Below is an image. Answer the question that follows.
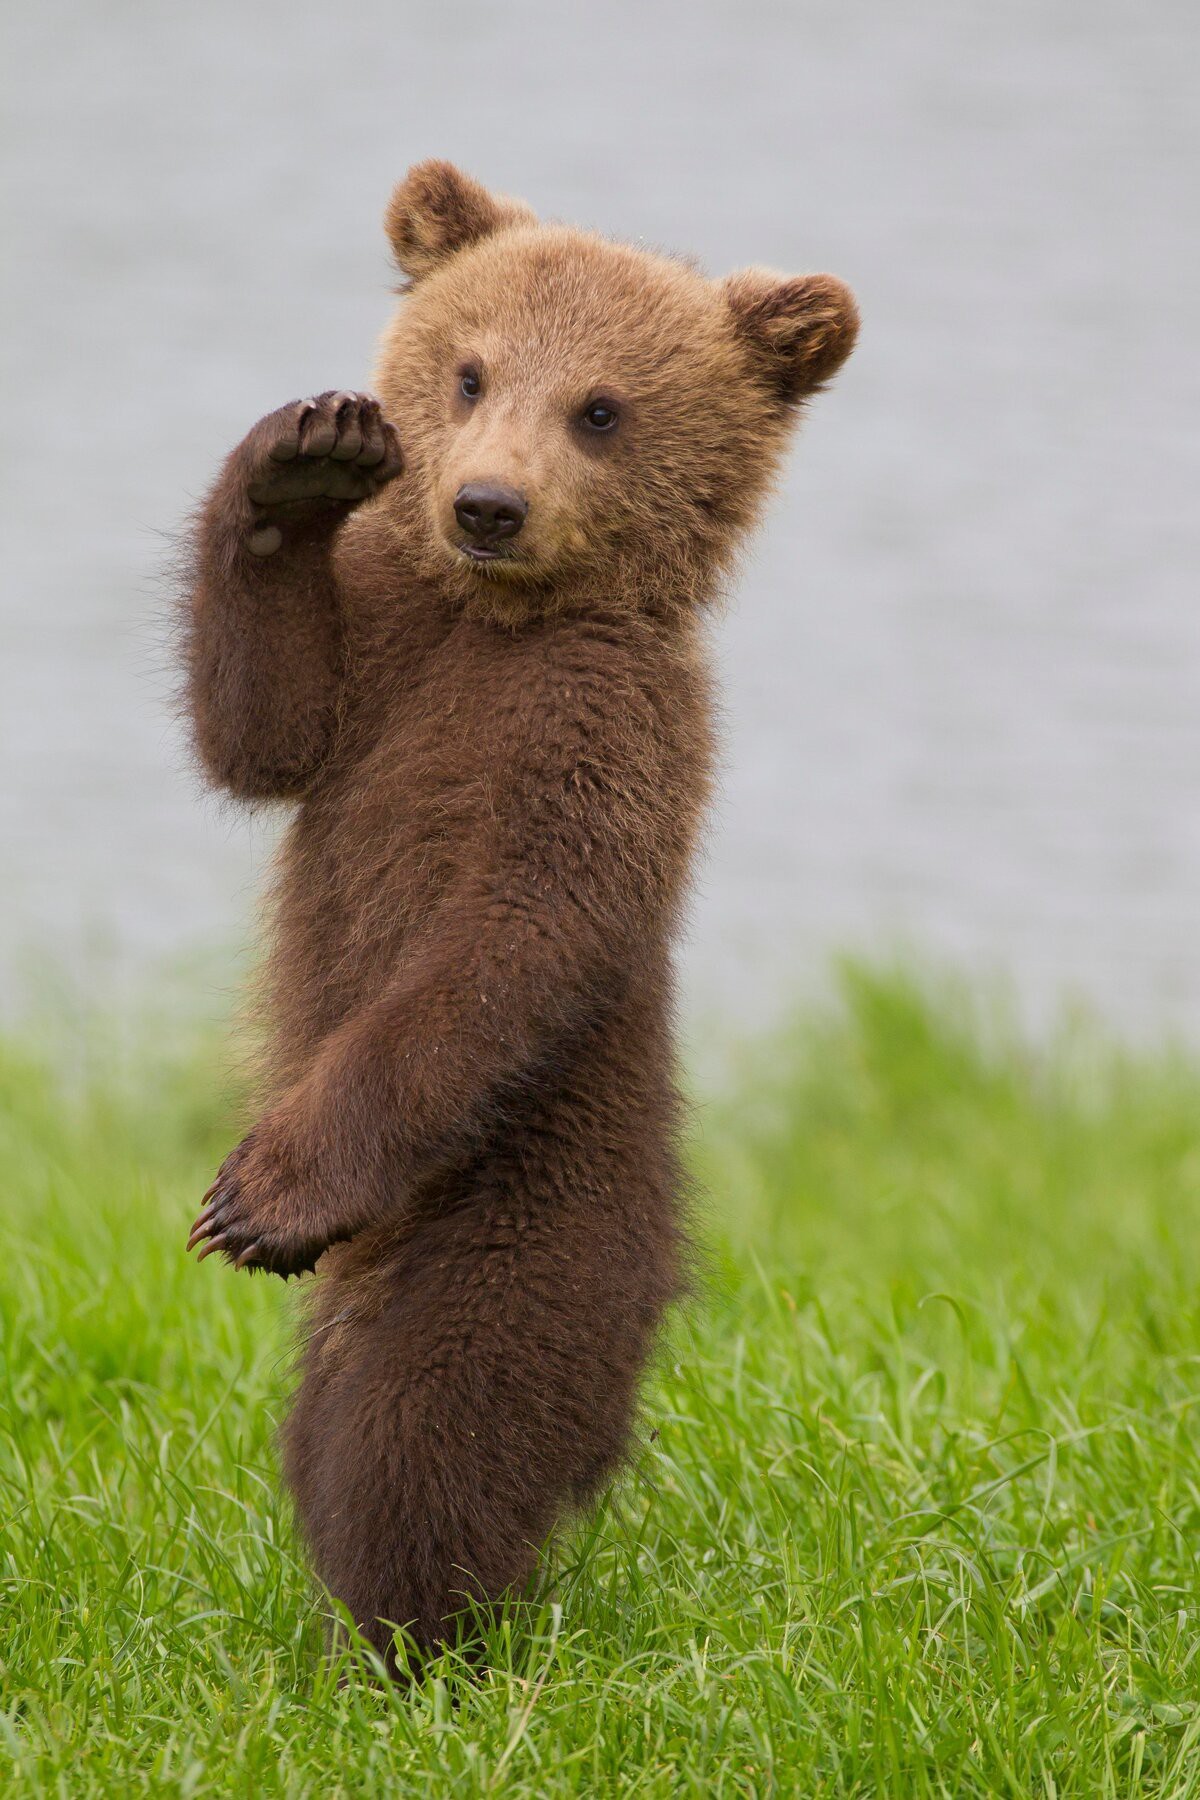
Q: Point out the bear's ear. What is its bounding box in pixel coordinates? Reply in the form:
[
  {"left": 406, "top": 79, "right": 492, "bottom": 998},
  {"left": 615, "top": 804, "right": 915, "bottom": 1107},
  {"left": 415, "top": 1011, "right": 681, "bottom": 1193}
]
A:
[
  {"left": 723, "top": 269, "right": 859, "bottom": 405},
  {"left": 385, "top": 160, "right": 537, "bottom": 281}
]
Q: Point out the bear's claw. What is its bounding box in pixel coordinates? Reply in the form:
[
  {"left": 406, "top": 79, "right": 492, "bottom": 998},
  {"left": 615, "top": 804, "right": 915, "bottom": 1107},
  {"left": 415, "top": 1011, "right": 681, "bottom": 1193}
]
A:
[{"left": 187, "top": 1126, "right": 336, "bottom": 1279}]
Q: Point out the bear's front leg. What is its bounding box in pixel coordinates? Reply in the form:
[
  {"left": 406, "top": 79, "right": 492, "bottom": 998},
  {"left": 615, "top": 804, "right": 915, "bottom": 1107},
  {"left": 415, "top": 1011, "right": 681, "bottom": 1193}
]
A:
[{"left": 183, "top": 391, "right": 403, "bottom": 803}]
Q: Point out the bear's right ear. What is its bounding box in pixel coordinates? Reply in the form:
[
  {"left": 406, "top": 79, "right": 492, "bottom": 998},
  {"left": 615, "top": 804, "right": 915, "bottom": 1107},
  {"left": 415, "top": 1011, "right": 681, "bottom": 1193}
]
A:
[{"left": 385, "top": 160, "right": 537, "bottom": 282}]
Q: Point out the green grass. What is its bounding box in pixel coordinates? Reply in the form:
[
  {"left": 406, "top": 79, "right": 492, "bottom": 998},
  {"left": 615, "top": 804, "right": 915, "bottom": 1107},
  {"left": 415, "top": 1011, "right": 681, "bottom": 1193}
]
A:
[{"left": 4, "top": 963, "right": 1200, "bottom": 1795}]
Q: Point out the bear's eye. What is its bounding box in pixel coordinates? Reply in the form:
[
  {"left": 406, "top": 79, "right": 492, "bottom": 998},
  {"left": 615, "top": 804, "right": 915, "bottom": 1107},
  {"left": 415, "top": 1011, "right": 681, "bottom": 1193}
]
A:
[
  {"left": 460, "top": 368, "right": 482, "bottom": 400},
  {"left": 582, "top": 399, "right": 618, "bottom": 432}
]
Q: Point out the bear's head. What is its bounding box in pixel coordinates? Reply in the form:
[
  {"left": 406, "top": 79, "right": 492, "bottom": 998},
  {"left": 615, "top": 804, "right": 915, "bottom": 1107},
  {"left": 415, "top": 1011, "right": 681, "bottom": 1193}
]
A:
[{"left": 373, "top": 160, "right": 857, "bottom": 618}]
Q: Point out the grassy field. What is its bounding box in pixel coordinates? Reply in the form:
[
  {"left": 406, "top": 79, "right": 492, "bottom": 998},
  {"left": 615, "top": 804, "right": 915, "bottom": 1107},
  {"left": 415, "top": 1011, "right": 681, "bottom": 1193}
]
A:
[{"left": 3, "top": 964, "right": 1200, "bottom": 1796}]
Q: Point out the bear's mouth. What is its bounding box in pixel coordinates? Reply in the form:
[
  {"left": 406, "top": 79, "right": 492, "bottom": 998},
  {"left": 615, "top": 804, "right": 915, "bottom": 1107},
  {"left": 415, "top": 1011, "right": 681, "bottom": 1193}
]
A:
[{"left": 457, "top": 542, "right": 520, "bottom": 570}]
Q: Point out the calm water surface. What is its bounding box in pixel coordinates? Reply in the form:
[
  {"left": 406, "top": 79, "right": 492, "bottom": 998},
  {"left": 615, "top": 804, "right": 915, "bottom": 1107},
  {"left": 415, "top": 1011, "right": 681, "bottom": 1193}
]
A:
[{"left": 2, "top": 2, "right": 1198, "bottom": 1040}]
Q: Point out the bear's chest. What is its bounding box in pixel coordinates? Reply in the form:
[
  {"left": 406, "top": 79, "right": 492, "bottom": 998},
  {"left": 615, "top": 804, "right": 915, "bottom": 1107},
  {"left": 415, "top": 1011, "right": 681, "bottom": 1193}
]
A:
[{"left": 281, "top": 625, "right": 527, "bottom": 959}]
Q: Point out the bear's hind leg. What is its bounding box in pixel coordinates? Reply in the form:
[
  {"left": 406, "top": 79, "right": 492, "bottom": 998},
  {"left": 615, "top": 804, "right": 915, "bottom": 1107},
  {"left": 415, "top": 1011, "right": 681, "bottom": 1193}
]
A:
[{"left": 283, "top": 1120, "right": 680, "bottom": 1665}]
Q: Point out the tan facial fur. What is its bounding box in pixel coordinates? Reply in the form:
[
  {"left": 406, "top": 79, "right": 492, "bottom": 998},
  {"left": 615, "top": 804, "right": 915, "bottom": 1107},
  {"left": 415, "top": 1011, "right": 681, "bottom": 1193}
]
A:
[{"left": 373, "top": 160, "right": 859, "bottom": 618}]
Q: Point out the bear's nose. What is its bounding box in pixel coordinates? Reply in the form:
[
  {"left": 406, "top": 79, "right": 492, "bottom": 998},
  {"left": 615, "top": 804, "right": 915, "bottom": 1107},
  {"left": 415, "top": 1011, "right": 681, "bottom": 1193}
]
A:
[{"left": 454, "top": 482, "right": 528, "bottom": 546}]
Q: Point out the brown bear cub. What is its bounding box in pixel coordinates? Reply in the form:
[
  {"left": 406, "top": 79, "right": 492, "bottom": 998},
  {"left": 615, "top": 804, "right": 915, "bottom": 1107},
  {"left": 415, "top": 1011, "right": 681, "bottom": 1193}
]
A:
[{"left": 181, "top": 160, "right": 857, "bottom": 1666}]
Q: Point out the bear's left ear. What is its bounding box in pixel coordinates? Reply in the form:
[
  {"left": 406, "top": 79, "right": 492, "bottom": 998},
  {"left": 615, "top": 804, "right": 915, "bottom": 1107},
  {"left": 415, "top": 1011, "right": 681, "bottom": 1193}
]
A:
[
  {"left": 723, "top": 269, "right": 859, "bottom": 405},
  {"left": 385, "top": 159, "right": 537, "bottom": 281}
]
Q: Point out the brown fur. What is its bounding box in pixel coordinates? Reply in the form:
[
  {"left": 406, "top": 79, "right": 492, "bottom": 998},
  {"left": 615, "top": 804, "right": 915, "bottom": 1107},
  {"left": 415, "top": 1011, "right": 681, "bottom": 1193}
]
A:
[{"left": 179, "top": 160, "right": 857, "bottom": 1666}]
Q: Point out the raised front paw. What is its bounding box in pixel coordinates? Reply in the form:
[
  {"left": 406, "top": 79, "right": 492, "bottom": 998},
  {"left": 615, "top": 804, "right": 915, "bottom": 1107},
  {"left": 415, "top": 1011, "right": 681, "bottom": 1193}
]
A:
[
  {"left": 186, "top": 1118, "right": 347, "bottom": 1278},
  {"left": 238, "top": 391, "right": 403, "bottom": 555}
]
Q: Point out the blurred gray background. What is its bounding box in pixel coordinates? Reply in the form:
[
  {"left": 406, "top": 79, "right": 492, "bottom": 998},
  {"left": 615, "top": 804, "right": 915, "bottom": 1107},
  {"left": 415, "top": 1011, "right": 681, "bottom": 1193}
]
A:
[{"left": 2, "top": 1, "right": 1198, "bottom": 1040}]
